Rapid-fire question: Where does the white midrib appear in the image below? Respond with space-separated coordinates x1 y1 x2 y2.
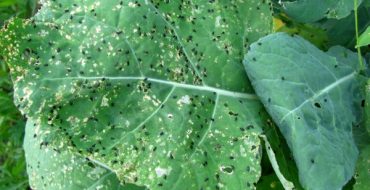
89 157 114 171
279 71 357 123
44 76 258 99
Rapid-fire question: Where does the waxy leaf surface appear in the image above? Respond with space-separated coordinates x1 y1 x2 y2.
244 33 364 190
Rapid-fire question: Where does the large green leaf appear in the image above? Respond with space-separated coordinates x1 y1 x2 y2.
24 119 144 190
244 33 364 190
1 0 273 189
280 0 362 23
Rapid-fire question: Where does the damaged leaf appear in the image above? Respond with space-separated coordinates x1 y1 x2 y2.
1 0 273 189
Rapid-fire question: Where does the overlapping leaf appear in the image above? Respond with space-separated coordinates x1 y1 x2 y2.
1 0 273 189
244 33 365 190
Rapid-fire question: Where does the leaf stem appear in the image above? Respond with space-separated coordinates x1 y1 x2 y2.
354 0 364 71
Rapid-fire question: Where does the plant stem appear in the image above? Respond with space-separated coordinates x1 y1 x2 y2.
354 0 364 71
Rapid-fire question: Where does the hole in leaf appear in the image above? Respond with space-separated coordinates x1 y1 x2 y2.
221 165 234 174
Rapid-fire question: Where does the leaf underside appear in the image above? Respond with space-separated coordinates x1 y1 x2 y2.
244 33 364 190
1 0 273 189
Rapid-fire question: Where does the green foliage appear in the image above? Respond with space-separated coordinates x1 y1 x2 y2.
244 33 364 190
0 0 38 26
0 101 27 190
1 0 274 189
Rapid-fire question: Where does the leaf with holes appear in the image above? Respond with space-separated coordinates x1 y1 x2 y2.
244 33 365 190
0 0 273 189
24 119 145 190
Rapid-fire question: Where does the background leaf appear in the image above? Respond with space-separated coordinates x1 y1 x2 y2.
314 3 370 51
281 0 363 23
272 0 370 52
244 33 364 190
